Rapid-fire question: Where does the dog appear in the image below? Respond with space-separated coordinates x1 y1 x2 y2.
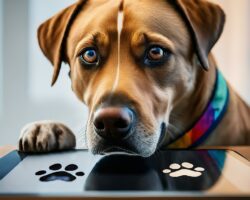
18 0 250 157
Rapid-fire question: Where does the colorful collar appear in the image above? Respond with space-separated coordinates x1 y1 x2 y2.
168 69 229 148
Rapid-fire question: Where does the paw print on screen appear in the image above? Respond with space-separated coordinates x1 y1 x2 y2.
35 163 84 182
163 162 205 177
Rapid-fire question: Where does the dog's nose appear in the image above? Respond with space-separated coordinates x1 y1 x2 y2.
93 107 134 140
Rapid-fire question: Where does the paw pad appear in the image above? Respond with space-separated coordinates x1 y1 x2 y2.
163 162 205 177
35 163 84 182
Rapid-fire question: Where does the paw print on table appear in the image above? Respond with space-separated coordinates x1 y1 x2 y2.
35 163 85 182
163 162 205 177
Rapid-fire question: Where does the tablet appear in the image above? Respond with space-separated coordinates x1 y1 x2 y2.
0 149 249 198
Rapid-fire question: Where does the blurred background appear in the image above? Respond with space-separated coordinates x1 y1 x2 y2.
0 0 249 146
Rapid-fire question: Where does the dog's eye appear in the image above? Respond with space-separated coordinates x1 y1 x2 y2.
148 47 164 60
79 48 99 66
144 46 171 66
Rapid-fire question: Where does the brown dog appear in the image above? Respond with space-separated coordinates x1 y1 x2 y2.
18 0 250 157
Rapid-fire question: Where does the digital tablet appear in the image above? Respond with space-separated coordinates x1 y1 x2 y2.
0 149 249 199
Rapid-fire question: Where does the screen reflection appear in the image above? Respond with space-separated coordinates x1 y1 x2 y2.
85 150 225 191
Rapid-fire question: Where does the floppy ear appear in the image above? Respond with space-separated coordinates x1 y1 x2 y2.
38 0 87 86
172 0 225 70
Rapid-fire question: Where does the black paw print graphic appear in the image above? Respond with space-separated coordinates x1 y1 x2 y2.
35 163 84 182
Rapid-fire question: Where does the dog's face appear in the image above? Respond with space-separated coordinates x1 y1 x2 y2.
38 0 225 157
68 0 194 156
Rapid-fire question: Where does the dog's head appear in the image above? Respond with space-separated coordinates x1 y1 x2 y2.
38 0 225 157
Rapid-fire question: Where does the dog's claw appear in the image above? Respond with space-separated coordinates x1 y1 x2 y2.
18 121 76 153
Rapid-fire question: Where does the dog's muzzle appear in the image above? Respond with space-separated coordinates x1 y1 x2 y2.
90 105 164 157
93 106 134 141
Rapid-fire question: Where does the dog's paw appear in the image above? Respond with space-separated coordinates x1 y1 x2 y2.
18 121 76 153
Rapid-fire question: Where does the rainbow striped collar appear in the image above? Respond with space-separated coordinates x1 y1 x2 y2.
167 69 229 148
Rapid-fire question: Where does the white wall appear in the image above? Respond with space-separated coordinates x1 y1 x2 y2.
29 0 76 102
211 0 250 103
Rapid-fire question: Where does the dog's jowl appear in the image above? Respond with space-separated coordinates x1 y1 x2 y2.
19 0 250 157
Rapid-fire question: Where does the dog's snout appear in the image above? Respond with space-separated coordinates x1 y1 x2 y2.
93 107 134 140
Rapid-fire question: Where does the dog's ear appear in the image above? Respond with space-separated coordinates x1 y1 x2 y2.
38 0 86 86
172 0 225 70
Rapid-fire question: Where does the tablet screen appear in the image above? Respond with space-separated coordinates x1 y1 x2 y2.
0 149 249 196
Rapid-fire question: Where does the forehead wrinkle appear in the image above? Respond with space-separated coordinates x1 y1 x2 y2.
68 1 125 57
74 31 108 58
143 32 176 52
122 0 190 55
131 31 176 57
